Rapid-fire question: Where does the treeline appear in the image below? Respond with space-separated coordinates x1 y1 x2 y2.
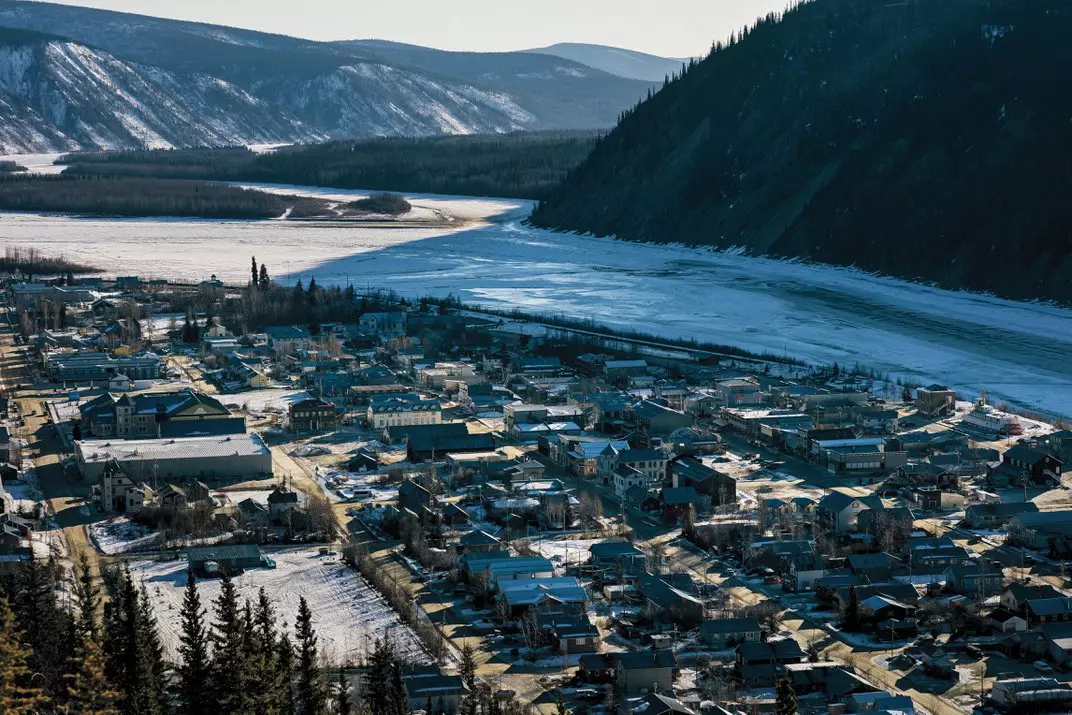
0 160 27 173
0 553 340 714
0 174 293 219
60 132 600 199
0 244 99 276
532 0 1072 303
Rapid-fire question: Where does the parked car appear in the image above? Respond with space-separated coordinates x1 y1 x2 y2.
1034 660 1054 674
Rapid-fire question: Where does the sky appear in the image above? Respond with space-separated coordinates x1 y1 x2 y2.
45 0 789 58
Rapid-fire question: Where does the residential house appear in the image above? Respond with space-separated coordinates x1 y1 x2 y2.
637 573 704 628
997 446 1063 487
497 577 586 616
736 639 807 687
988 607 1028 634
266 326 312 355
359 311 406 338
617 448 668 485
267 485 300 518
620 693 696 715
629 400 693 447
402 667 468 715
615 649 677 693
536 606 600 653
589 541 646 579
700 617 762 649
603 359 648 383
613 465 649 500
944 562 1004 597
1027 598 1072 627
815 491 884 534
1010 510 1072 550
1001 583 1065 613
398 480 433 512
669 457 736 506
964 501 1039 529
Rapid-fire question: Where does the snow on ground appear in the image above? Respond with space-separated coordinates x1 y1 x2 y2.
213 489 277 507
318 468 398 503
530 537 606 566
226 388 311 413
89 517 162 555
8 180 1072 415
130 547 429 664
5 481 38 513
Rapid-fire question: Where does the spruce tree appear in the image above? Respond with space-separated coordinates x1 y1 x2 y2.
211 571 246 715
252 256 259 286
844 585 860 632
259 264 270 286
336 665 351 715
178 571 212 715
277 632 296 714
65 639 120 715
0 598 51 715
136 584 168 713
296 596 326 714
459 643 477 715
776 678 797 715
253 587 282 712
365 638 395 715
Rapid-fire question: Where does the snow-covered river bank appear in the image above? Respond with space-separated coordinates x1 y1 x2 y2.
1 165 1069 416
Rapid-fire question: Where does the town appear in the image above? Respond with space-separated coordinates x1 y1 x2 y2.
2 266 1071 715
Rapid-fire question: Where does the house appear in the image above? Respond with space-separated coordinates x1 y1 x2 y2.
629 400 693 447
589 541 646 578
816 491 884 534
484 557 556 589
700 617 762 649
736 639 807 687
266 326 312 355
1010 510 1072 550
1042 622 1072 667
847 553 899 582
613 465 649 500
456 530 502 554
565 439 628 482
615 648 677 693
267 485 300 517
988 607 1029 634
617 448 668 484
603 359 648 382
1001 583 1065 613
860 595 915 622
287 397 337 434
944 563 1004 597
620 693 696 715
398 480 433 512
403 667 468 714
236 498 270 527
536 606 600 653
964 501 1039 529
998 445 1063 486
97 460 151 512
637 573 704 628
659 487 703 522
187 544 263 574
359 311 406 338
811 437 906 475
1039 430 1072 465
1026 598 1072 627
496 577 586 616
669 457 736 506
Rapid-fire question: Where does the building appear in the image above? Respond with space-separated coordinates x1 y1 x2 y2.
716 378 763 406
964 501 1039 529
266 326 312 355
403 667 468 714
46 351 163 383
1010 510 1072 550
669 457 736 506
603 359 648 382
915 386 958 417
615 649 677 693
78 389 240 440
77 433 273 482
267 485 300 517
367 394 442 430
700 617 762 649
811 437 907 474
613 465 649 500
97 460 151 512
187 544 264 574
816 491 884 534
359 311 406 338
997 445 1063 487
991 678 1072 711
589 541 645 578
287 397 337 434
617 448 668 484
943 562 1004 597
629 400 693 447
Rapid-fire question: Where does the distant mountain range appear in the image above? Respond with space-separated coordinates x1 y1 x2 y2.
525 43 690 82
533 0 1072 303
0 0 664 152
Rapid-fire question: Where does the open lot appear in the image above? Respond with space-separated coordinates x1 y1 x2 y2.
130 546 430 665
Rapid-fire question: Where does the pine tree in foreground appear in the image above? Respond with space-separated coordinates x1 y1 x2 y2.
252 256 259 286
211 571 249 715
65 639 121 715
296 596 327 714
277 632 296 714
178 570 213 715
776 677 798 715
0 598 51 715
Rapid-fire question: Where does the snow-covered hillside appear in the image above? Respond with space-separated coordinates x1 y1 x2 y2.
0 39 323 152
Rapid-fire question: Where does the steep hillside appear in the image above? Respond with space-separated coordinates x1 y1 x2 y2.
0 30 320 153
0 1 655 150
526 43 687 82
532 0 1072 303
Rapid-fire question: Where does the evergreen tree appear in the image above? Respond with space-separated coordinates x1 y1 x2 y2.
182 307 199 344
277 633 296 714
0 598 51 715
388 661 406 715
259 263 270 286
459 643 477 715
252 256 259 286
136 584 168 713
292 280 306 309
308 277 322 308
65 639 120 715
844 585 860 632
776 678 797 715
211 571 248 715
336 665 351 715
178 571 212 715
296 596 326 714
13 553 72 698
66 269 75 285
365 638 395 715
73 550 100 645
253 587 282 712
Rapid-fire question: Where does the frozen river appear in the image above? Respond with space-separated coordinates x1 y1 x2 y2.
1 175 1070 416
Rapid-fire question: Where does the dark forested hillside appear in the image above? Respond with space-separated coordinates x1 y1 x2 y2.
62 132 600 199
532 0 1072 302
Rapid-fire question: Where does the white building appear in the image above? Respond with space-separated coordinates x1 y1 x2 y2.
367 395 443 430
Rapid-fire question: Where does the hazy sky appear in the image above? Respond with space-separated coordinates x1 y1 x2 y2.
48 0 788 58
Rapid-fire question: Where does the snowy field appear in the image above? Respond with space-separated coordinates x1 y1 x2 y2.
4 166 1071 415
223 388 311 413
130 547 428 664
89 517 162 555
530 537 607 566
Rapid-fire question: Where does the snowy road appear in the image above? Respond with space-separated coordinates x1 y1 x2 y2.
1 169 1070 415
